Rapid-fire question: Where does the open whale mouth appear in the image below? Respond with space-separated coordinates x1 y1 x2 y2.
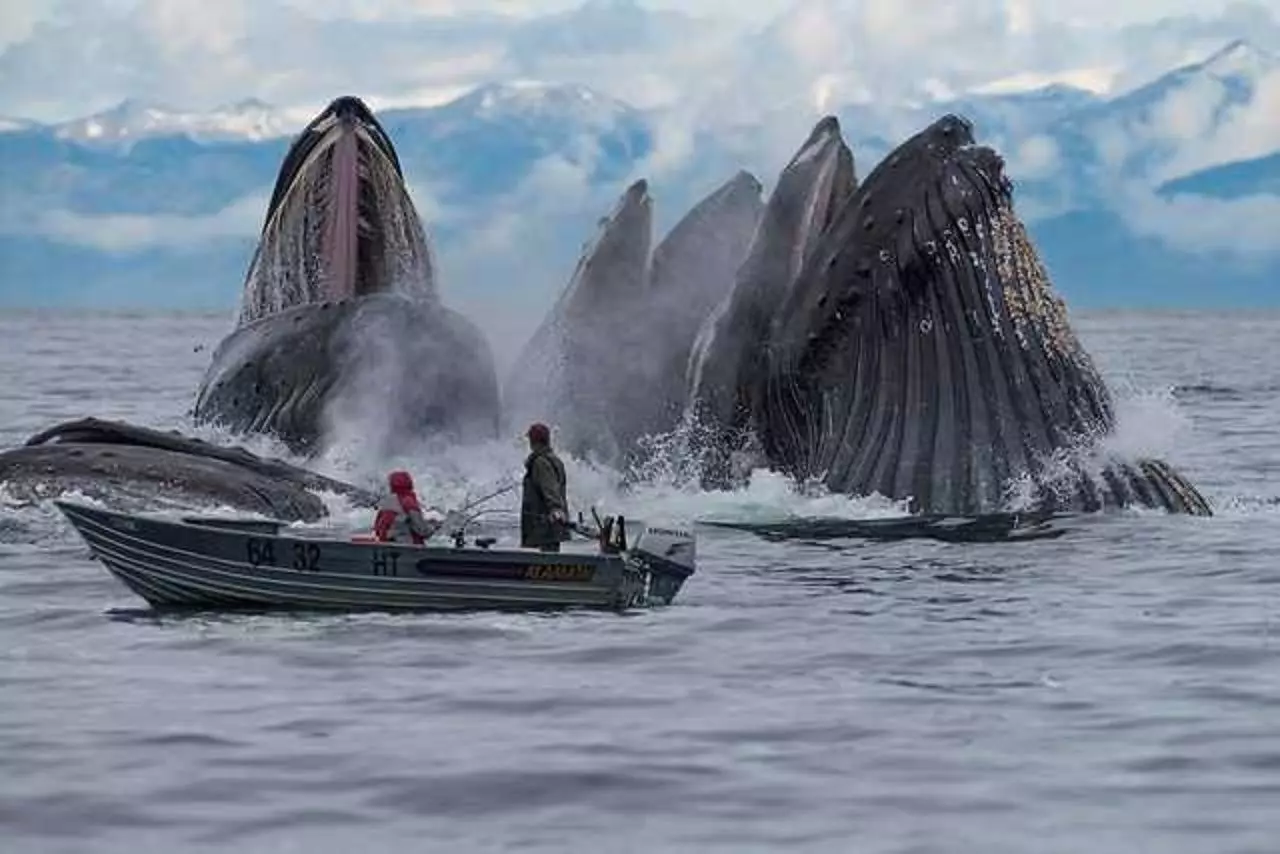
237 96 433 325
264 96 403 220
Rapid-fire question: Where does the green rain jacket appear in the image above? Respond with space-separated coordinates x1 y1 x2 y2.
521 445 568 548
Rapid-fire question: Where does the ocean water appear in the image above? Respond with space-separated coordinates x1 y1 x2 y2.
1 309 1278 854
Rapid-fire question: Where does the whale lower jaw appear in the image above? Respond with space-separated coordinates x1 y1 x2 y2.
192 294 500 458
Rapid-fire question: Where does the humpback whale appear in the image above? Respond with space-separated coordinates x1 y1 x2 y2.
1 96 491 522
643 171 765 446
692 114 1212 516
504 178 653 465
506 172 763 467
0 419 374 522
192 95 500 457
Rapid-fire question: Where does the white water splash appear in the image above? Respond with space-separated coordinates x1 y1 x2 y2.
997 380 1210 515
1 335 1267 551
1101 384 1193 460
316 421 916 536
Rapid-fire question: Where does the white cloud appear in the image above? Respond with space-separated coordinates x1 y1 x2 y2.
1010 134 1061 178
4 1 1278 123
973 66 1121 95
403 180 452 227
0 0 513 120
426 134 626 367
1092 121 1135 171
1162 65 1280 177
5 1 1280 50
285 0 547 19
2 192 269 252
0 0 47 49
442 151 601 259
1153 72 1225 141
1117 182 1280 255
1068 40 1280 187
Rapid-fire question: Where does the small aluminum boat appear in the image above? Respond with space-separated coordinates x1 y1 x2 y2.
54 500 696 614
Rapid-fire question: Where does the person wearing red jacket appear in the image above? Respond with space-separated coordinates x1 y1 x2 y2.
372 470 443 545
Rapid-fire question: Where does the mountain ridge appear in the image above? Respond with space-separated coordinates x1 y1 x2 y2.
0 39 1275 314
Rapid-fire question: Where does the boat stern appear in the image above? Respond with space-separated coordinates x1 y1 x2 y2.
628 523 696 605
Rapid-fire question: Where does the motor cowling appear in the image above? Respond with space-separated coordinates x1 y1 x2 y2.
631 523 696 577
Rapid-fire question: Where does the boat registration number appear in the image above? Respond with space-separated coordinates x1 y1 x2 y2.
245 538 323 572
524 563 595 582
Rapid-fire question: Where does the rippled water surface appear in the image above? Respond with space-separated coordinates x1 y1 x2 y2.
2 310 1278 853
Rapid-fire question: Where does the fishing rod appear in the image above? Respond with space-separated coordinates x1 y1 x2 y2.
457 480 518 515
436 479 520 545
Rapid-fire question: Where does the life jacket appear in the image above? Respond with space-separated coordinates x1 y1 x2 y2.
373 490 425 545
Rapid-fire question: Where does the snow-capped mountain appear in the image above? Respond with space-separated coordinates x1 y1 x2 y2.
1057 39 1280 184
0 82 637 155
427 81 639 131
0 38 1276 314
48 98 299 147
376 82 652 202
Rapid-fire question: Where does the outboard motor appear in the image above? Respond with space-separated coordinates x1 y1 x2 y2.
629 523 697 605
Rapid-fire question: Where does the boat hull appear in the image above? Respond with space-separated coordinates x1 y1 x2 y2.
55 501 692 614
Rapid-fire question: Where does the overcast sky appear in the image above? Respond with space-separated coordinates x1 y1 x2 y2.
2 1 1278 123
656 0 1279 25
3 0 1274 38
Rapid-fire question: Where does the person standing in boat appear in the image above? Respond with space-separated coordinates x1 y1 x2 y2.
373 470 444 545
521 422 569 552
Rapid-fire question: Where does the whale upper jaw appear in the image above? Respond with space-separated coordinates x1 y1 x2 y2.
236 96 435 326
262 95 403 229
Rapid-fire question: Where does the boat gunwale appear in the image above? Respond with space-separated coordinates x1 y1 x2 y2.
56 498 635 571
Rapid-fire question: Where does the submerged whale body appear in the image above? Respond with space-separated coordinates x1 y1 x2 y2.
505 172 764 467
193 95 500 457
691 114 1212 516
0 419 374 522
